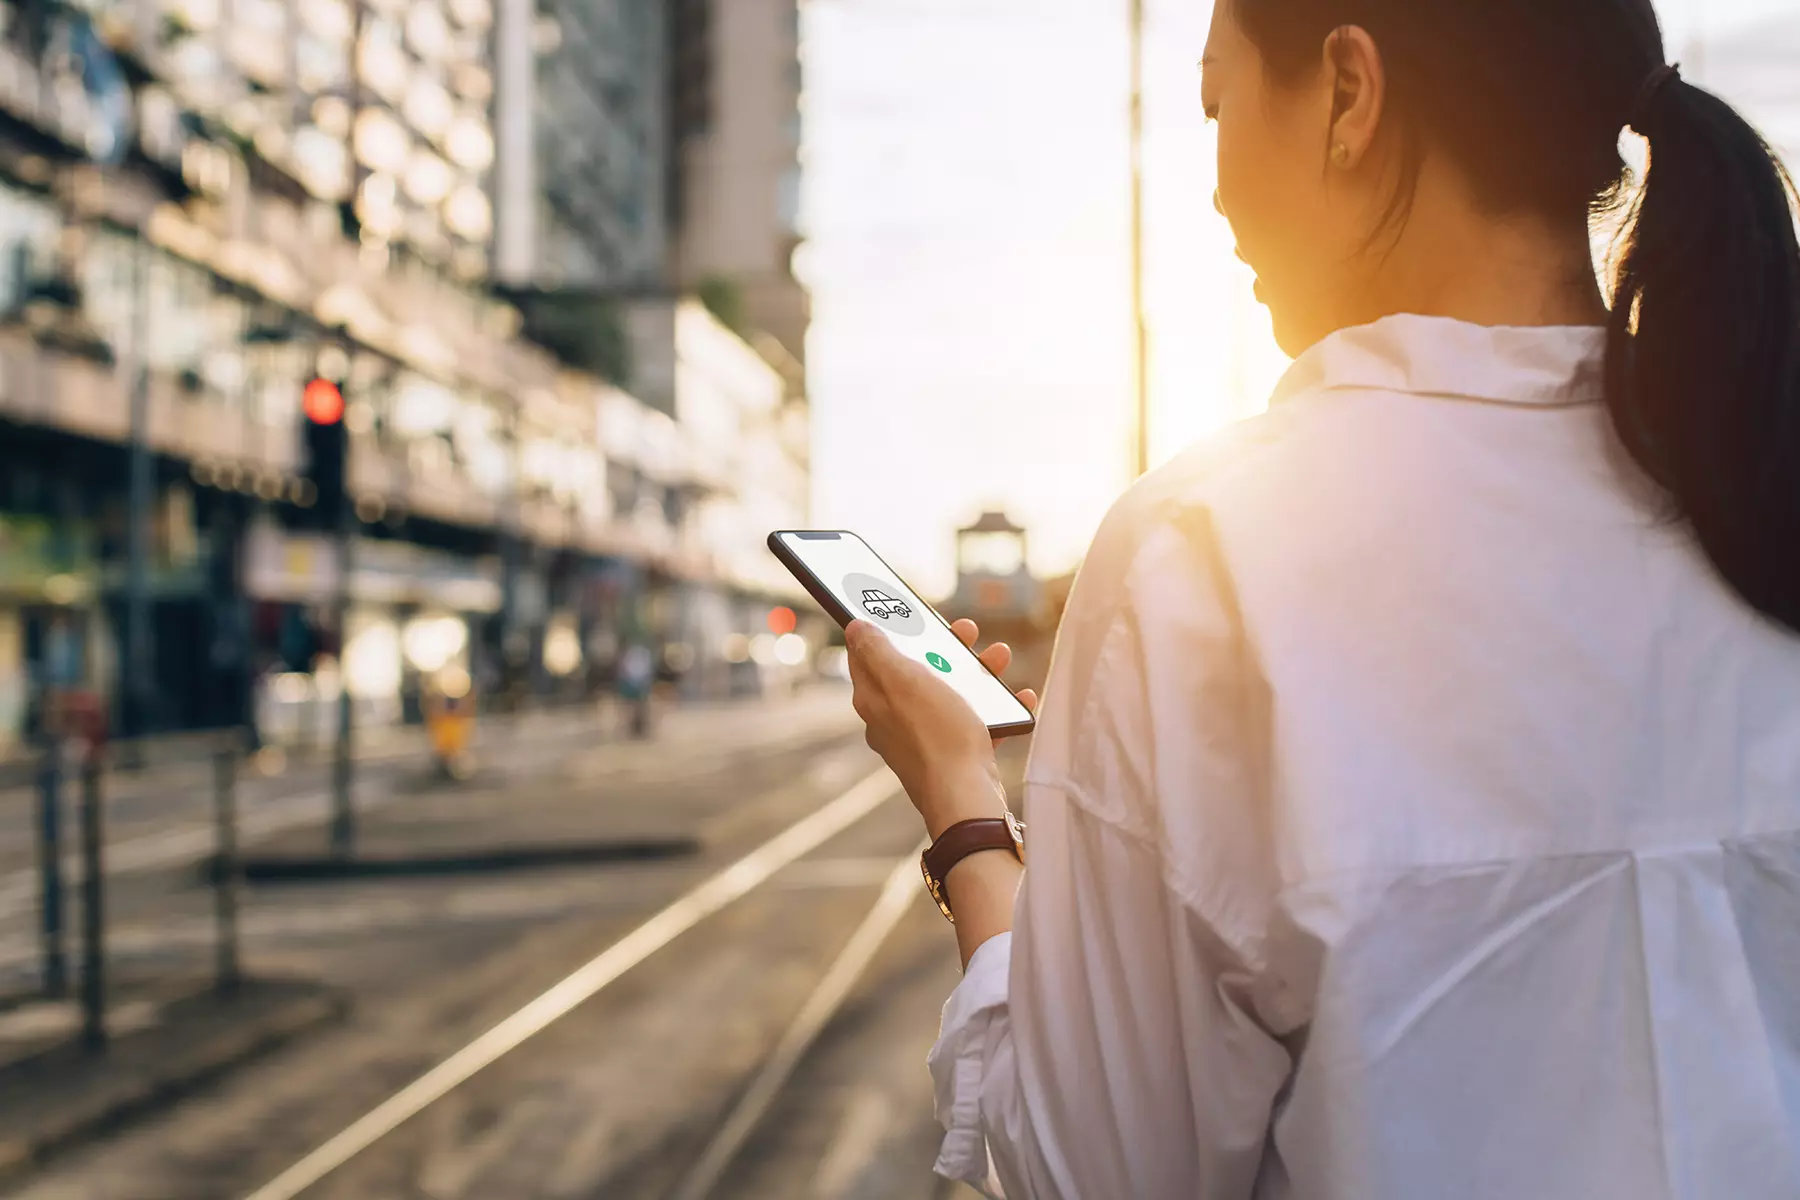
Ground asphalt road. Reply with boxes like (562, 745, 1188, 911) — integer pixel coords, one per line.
(8, 687, 995, 1200)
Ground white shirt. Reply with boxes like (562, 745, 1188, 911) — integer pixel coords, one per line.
(930, 315, 1800, 1200)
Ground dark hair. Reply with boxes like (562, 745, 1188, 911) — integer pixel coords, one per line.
(1235, 0, 1800, 633)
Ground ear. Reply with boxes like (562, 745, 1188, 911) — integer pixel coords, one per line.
(1321, 25, 1385, 170)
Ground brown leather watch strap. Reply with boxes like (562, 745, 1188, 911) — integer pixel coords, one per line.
(920, 814, 1025, 923)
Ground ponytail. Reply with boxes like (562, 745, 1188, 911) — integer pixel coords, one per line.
(1605, 74, 1800, 632)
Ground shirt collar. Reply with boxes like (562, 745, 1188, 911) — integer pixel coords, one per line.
(1270, 313, 1609, 409)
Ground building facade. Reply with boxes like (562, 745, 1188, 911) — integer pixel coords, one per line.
(491, 0, 667, 290)
(621, 295, 810, 697)
(0, 0, 808, 755)
(669, 0, 809, 366)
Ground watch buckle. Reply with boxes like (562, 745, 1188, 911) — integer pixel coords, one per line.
(920, 850, 956, 923)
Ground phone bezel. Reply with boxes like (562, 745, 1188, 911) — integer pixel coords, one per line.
(767, 529, 1037, 739)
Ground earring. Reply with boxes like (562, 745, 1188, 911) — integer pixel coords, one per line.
(1331, 143, 1351, 167)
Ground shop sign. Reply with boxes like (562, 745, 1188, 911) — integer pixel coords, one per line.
(244, 521, 337, 600)
(244, 520, 501, 612)
(357, 539, 503, 613)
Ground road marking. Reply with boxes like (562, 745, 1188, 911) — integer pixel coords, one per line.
(240, 765, 901, 1200)
(776, 856, 912, 890)
(667, 845, 928, 1200)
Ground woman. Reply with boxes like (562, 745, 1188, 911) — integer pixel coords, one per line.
(845, 0, 1800, 1196)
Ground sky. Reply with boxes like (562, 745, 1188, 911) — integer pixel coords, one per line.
(801, 0, 1800, 598)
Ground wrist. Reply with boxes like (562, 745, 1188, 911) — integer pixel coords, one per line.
(943, 847, 1022, 968)
(942, 843, 1022, 893)
(917, 765, 1007, 841)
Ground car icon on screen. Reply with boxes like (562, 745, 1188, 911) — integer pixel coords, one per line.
(860, 589, 912, 620)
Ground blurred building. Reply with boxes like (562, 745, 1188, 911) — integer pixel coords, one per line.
(669, 0, 809, 366)
(621, 295, 809, 697)
(490, 0, 666, 290)
(946, 511, 1035, 621)
(945, 511, 1053, 692)
(0, 0, 810, 756)
(492, 0, 810, 369)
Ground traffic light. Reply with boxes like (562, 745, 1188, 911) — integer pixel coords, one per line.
(301, 377, 347, 528)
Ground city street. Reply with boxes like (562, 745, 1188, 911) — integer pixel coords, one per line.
(3, 686, 992, 1199)
(0, 0, 1795, 1193)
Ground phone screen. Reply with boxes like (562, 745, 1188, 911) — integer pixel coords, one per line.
(772, 531, 1035, 733)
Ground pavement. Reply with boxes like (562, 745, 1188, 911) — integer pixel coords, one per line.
(241, 685, 868, 864)
(0, 685, 857, 987)
(0, 695, 666, 886)
(0, 978, 349, 1185)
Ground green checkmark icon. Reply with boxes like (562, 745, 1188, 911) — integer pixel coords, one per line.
(926, 652, 952, 673)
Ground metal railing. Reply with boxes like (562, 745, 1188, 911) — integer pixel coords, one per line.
(0, 728, 250, 1050)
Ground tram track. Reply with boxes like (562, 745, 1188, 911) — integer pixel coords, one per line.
(241, 766, 910, 1200)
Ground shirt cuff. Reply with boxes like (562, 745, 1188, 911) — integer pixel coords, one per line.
(929, 932, 1013, 1192)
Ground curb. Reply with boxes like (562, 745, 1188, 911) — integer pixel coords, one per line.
(0, 982, 351, 1185)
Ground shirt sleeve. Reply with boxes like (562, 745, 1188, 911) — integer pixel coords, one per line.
(928, 499, 1294, 1199)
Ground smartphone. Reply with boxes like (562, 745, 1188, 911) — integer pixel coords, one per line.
(768, 530, 1036, 738)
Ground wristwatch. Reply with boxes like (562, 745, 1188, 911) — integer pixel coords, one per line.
(921, 811, 1026, 923)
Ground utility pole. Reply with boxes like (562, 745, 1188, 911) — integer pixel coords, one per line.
(330, 491, 354, 855)
(124, 234, 153, 752)
(299, 372, 354, 855)
(1687, 0, 1705, 84)
(1129, 0, 1149, 478)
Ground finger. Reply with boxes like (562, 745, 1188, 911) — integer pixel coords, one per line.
(846, 621, 890, 673)
(977, 641, 1013, 676)
(848, 646, 881, 694)
(991, 688, 1039, 750)
(848, 619, 906, 663)
(951, 618, 981, 648)
(846, 622, 910, 709)
(846, 628, 884, 700)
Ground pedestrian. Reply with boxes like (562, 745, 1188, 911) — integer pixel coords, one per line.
(844, 2, 1800, 1196)
(618, 642, 654, 739)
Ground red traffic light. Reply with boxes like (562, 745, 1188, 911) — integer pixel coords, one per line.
(767, 606, 797, 635)
(303, 378, 345, 425)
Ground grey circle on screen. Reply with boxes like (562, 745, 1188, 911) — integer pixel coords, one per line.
(842, 572, 926, 637)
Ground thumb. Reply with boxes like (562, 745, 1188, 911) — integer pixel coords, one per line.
(846, 620, 902, 666)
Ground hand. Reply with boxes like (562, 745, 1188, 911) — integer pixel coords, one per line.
(845, 617, 1039, 839)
